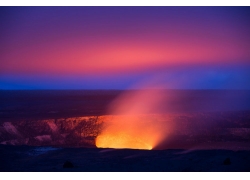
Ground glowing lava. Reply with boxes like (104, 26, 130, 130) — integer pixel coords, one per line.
(95, 89, 170, 150)
(96, 131, 152, 150)
(95, 115, 161, 150)
(95, 115, 169, 150)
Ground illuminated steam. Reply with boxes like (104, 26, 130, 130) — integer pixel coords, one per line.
(95, 89, 171, 150)
(95, 75, 250, 150)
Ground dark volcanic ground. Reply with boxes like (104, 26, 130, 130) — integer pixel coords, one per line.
(0, 90, 250, 172)
(1, 145, 250, 172)
(0, 90, 122, 122)
(1, 90, 250, 122)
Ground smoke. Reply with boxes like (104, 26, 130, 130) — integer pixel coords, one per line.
(95, 88, 174, 150)
(95, 75, 250, 150)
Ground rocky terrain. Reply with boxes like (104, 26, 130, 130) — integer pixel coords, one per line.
(0, 116, 102, 147)
(1, 90, 250, 171)
(0, 111, 250, 150)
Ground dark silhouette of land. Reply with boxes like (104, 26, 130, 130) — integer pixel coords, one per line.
(1, 90, 250, 122)
(0, 90, 250, 171)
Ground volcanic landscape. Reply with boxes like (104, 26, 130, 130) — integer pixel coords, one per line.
(1, 90, 250, 172)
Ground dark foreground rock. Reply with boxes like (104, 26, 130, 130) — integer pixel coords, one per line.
(63, 161, 74, 168)
(1, 145, 250, 172)
(223, 158, 231, 165)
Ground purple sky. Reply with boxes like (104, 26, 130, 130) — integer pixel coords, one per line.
(1, 6, 250, 89)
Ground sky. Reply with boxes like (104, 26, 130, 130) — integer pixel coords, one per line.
(0, 6, 250, 89)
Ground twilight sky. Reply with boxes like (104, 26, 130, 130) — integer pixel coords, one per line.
(0, 6, 250, 89)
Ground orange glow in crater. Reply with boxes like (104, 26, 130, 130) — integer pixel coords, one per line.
(96, 130, 153, 150)
(95, 89, 170, 150)
(95, 115, 167, 150)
